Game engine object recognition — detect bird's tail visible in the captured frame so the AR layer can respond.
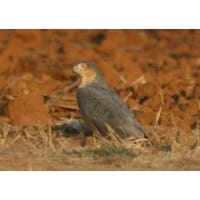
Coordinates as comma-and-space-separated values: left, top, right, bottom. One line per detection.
124, 121, 149, 139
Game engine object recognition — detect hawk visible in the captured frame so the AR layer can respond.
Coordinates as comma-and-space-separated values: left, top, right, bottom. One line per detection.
73, 61, 149, 139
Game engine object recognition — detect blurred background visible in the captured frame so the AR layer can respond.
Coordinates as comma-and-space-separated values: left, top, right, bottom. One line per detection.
0, 30, 199, 133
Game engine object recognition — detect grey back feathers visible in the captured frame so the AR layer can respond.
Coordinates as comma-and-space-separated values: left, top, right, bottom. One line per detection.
77, 84, 148, 139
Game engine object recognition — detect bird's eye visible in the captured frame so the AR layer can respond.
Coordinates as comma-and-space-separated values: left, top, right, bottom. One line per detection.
73, 63, 89, 74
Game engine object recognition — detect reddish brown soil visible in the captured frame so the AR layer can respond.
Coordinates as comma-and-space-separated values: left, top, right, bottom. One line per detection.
8, 93, 50, 125
0, 30, 199, 170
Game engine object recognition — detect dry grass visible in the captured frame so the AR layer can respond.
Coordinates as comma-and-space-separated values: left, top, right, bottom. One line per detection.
0, 122, 199, 170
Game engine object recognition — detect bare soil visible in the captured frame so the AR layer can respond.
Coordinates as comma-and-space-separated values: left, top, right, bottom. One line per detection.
0, 30, 199, 170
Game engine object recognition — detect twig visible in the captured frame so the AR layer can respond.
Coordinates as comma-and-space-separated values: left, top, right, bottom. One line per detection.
45, 79, 80, 109
123, 91, 133, 103
159, 89, 164, 105
21, 136, 38, 150
5, 134, 22, 148
113, 68, 127, 85
54, 103, 78, 110
130, 75, 146, 87
61, 96, 76, 101
155, 106, 162, 126
1, 124, 11, 146
48, 125, 55, 150
105, 124, 123, 144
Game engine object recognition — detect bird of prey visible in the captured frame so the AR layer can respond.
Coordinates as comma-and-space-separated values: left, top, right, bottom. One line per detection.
73, 61, 149, 139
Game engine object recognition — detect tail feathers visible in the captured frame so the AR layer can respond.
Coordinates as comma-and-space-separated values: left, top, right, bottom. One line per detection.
123, 121, 149, 139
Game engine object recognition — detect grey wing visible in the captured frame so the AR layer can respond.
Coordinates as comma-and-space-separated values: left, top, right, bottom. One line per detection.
77, 86, 148, 138
77, 86, 115, 133
95, 87, 149, 138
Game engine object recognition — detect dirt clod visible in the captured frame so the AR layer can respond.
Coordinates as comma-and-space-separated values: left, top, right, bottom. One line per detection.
8, 93, 51, 126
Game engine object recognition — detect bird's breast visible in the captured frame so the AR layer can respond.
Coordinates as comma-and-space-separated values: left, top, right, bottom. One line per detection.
79, 70, 97, 88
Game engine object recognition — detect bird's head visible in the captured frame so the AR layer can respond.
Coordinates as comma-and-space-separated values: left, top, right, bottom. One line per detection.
73, 61, 105, 87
